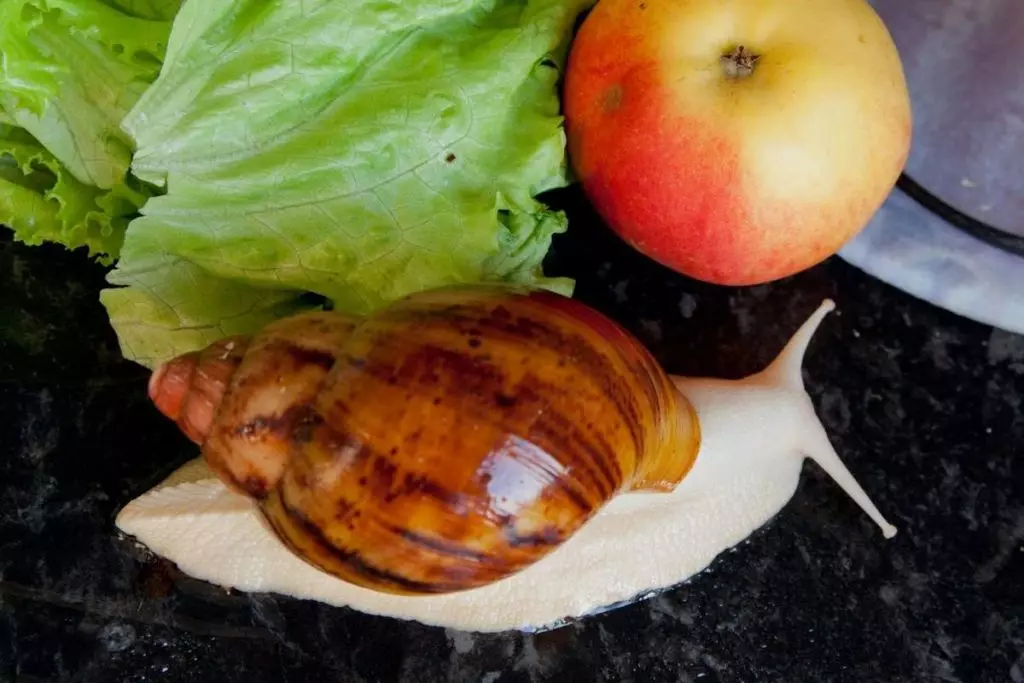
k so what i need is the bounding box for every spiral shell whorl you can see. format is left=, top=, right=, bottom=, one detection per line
left=149, top=337, right=249, bottom=445
left=258, top=287, right=699, bottom=595
left=200, top=312, right=357, bottom=499
left=149, top=286, right=701, bottom=596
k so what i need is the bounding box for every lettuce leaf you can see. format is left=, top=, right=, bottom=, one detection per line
left=0, top=122, right=149, bottom=259
left=0, top=0, right=179, bottom=260
left=101, top=248, right=316, bottom=368
left=102, top=0, right=586, bottom=367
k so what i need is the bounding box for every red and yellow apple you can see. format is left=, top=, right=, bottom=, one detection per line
left=563, top=0, right=912, bottom=285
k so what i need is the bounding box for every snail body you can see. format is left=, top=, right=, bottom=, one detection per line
left=147, top=285, right=895, bottom=599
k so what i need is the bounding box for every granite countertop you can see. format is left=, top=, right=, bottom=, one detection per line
left=1, top=189, right=1022, bottom=682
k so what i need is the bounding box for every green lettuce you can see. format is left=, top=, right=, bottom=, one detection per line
left=0, top=0, right=180, bottom=260
left=101, top=0, right=586, bottom=367
left=0, top=122, right=149, bottom=257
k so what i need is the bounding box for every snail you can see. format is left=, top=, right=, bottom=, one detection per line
left=142, top=284, right=897, bottom=601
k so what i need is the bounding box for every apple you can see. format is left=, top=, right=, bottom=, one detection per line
left=563, top=0, right=912, bottom=285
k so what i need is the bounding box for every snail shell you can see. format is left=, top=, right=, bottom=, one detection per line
left=149, top=285, right=701, bottom=595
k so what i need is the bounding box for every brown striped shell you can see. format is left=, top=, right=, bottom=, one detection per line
left=148, top=285, right=701, bottom=595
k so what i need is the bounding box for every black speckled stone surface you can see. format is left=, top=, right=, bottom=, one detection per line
left=1, top=187, right=1022, bottom=682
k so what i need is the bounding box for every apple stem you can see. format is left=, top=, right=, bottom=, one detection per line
left=722, top=46, right=760, bottom=79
